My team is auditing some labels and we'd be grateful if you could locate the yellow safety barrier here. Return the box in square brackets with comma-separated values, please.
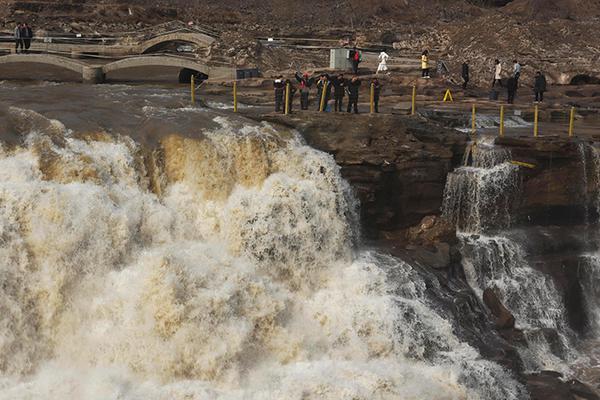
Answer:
[569, 106, 575, 137]
[443, 89, 453, 102]
[285, 82, 290, 115]
[471, 104, 476, 135]
[534, 105, 539, 137]
[319, 81, 328, 112]
[370, 83, 375, 114]
[411, 85, 416, 116]
[190, 74, 195, 104]
[233, 81, 238, 113]
[499, 105, 505, 137]
[511, 161, 536, 169]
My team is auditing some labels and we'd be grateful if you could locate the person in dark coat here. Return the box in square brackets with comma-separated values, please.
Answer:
[462, 61, 470, 90]
[295, 72, 313, 110]
[316, 74, 332, 111]
[14, 23, 23, 54]
[371, 78, 382, 113]
[273, 76, 285, 112]
[534, 71, 547, 103]
[331, 74, 346, 112]
[22, 23, 33, 53]
[346, 76, 361, 114]
[349, 47, 361, 75]
[507, 76, 518, 104]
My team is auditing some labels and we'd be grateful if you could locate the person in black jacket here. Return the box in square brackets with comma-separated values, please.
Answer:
[14, 23, 23, 54]
[331, 74, 346, 112]
[273, 76, 285, 112]
[371, 78, 382, 113]
[534, 71, 547, 103]
[462, 61, 469, 90]
[346, 76, 361, 114]
[506, 76, 518, 104]
[295, 72, 313, 110]
[316, 74, 331, 111]
[22, 23, 33, 53]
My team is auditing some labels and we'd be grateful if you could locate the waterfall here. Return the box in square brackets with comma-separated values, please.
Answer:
[0, 108, 526, 400]
[444, 141, 575, 373]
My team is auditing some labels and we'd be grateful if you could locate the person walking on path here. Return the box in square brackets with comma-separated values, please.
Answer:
[295, 72, 313, 110]
[346, 76, 361, 114]
[316, 74, 332, 111]
[350, 47, 361, 75]
[534, 71, 547, 103]
[462, 61, 470, 90]
[371, 77, 382, 113]
[421, 50, 430, 78]
[507, 76, 518, 104]
[14, 23, 23, 54]
[331, 73, 347, 112]
[273, 76, 285, 112]
[492, 59, 503, 88]
[376, 51, 390, 74]
[513, 60, 521, 82]
[23, 23, 33, 53]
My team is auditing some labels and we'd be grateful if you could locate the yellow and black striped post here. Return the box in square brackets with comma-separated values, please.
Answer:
[285, 82, 290, 115]
[534, 105, 539, 137]
[569, 107, 575, 137]
[370, 83, 375, 114]
[233, 81, 238, 112]
[319, 81, 328, 112]
[411, 85, 416, 116]
[190, 74, 196, 104]
[499, 105, 505, 137]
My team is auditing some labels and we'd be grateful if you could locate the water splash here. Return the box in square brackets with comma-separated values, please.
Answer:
[0, 108, 525, 399]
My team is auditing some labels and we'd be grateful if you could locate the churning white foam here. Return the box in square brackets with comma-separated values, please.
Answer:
[0, 109, 524, 399]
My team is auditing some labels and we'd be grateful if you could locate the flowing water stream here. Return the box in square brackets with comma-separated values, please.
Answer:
[0, 82, 528, 399]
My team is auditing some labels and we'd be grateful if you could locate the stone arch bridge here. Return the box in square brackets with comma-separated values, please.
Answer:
[0, 53, 233, 83]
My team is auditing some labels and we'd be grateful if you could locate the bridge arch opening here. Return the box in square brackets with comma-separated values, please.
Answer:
[142, 40, 202, 55]
[178, 68, 208, 84]
[570, 74, 600, 85]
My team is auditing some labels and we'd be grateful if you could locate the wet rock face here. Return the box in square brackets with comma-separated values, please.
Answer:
[259, 113, 468, 239]
[483, 287, 516, 329]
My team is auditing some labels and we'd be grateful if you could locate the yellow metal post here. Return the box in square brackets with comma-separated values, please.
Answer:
[285, 82, 290, 115]
[411, 85, 416, 116]
[319, 81, 328, 112]
[569, 106, 575, 137]
[534, 105, 539, 137]
[233, 81, 238, 113]
[499, 105, 505, 137]
[370, 83, 375, 114]
[472, 104, 476, 135]
[190, 74, 195, 104]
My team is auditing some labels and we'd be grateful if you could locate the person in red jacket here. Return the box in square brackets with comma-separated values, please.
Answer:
[349, 46, 361, 75]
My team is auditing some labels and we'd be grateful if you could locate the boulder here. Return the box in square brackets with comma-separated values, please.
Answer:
[483, 287, 516, 329]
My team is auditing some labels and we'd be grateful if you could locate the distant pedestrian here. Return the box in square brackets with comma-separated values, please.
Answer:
[462, 61, 470, 89]
[507, 76, 518, 104]
[513, 60, 521, 81]
[349, 47, 361, 75]
[295, 72, 313, 110]
[23, 23, 33, 53]
[14, 23, 23, 54]
[534, 71, 547, 103]
[492, 59, 503, 88]
[273, 75, 285, 112]
[346, 76, 361, 114]
[371, 77, 382, 113]
[376, 51, 390, 74]
[331, 73, 347, 112]
[316, 74, 331, 111]
[421, 50, 430, 78]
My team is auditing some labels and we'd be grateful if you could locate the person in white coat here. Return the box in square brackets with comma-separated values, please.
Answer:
[376, 51, 390, 74]
[492, 59, 503, 88]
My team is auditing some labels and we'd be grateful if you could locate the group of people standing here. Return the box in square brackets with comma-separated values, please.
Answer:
[274, 73, 382, 114]
[14, 23, 33, 53]
[459, 59, 547, 104]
